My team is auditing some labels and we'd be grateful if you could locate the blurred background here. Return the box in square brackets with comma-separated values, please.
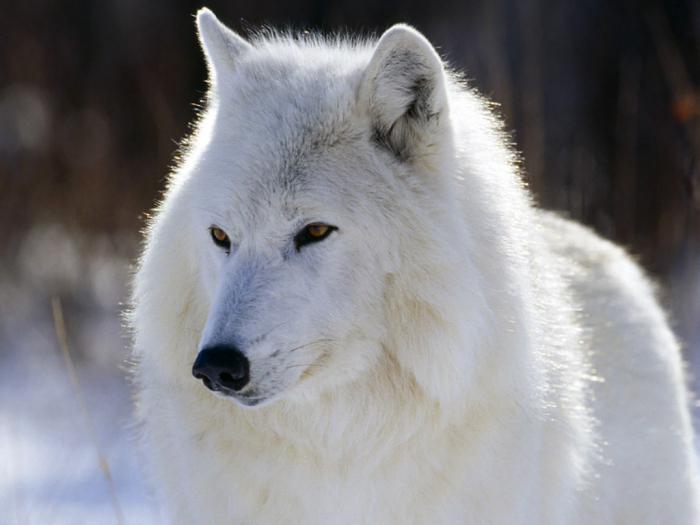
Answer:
[1, 0, 699, 523]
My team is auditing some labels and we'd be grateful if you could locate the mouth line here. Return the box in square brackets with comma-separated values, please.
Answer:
[205, 384, 267, 406]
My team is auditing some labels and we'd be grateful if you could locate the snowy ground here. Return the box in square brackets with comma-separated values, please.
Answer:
[0, 227, 162, 525]
[0, 352, 162, 525]
[0, 225, 698, 525]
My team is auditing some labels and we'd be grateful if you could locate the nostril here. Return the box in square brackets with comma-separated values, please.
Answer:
[217, 366, 249, 391]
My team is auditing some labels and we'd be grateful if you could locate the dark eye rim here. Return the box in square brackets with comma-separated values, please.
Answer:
[209, 226, 231, 251]
[294, 223, 338, 251]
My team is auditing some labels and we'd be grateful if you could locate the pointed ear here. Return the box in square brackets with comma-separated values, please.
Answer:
[360, 25, 449, 161]
[196, 8, 252, 87]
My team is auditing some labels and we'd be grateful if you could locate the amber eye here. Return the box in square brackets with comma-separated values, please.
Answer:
[210, 226, 231, 251]
[308, 224, 329, 238]
[294, 222, 337, 251]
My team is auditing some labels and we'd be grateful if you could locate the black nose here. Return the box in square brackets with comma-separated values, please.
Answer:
[192, 344, 250, 392]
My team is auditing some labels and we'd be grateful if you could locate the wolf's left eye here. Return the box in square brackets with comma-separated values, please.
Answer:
[210, 226, 231, 252]
[294, 223, 337, 251]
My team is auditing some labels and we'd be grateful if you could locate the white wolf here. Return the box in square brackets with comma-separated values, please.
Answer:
[130, 8, 700, 524]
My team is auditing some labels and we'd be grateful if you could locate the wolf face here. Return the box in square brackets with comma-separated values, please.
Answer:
[186, 10, 466, 407]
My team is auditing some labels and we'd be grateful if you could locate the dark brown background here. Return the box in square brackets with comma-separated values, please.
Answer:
[1, 0, 698, 342]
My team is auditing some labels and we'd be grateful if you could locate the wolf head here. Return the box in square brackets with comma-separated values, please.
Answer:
[172, 9, 491, 408]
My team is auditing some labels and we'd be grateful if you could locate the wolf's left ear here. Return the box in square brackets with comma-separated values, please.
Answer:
[360, 25, 449, 161]
[196, 8, 252, 88]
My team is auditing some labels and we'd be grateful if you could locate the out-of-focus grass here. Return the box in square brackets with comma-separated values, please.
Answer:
[51, 297, 124, 525]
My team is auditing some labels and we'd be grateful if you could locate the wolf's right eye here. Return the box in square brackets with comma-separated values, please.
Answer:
[210, 226, 231, 252]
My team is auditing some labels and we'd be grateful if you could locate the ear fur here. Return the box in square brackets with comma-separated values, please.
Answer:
[196, 8, 252, 87]
[360, 24, 449, 161]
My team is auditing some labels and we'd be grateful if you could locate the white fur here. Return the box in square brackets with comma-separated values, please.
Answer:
[130, 8, 700, 523]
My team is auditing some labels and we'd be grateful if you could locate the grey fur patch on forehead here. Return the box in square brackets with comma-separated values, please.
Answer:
[215, 49, 369, 189]
[229, 50, 364, 120]
[217, 30, 374, 119]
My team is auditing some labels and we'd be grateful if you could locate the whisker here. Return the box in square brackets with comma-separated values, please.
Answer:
[287, 338, 335, 354]
[284, 363, 325, 371]
[248, 321, 292, 346]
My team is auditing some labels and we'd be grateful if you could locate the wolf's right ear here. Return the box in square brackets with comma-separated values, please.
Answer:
[196, 8, 251, 87]
[360, 25, 449, 162]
